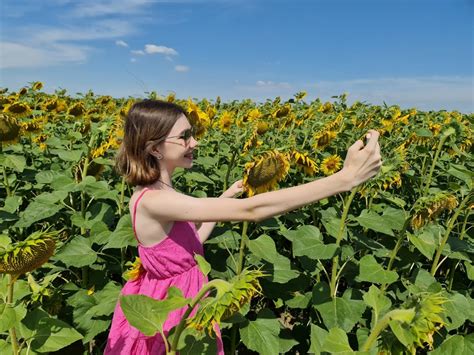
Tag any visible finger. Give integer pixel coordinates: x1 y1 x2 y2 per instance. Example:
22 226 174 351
350 139 364 151
365 130 380 150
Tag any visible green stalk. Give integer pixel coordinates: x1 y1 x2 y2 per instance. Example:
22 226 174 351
224 148 238 191
8 274 19 355
169 280 225 353
329 187 358 298
447 211 470 291
430 193 471 276
422 128 454 195
2 165 11 197
361 309 413 351
237 221 249 275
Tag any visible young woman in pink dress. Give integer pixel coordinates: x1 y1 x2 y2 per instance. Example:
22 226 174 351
105 100 382 354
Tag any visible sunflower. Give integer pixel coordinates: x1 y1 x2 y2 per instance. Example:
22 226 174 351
20 116 47 135
428 123 442 136
411 193 458 230
272 104 291 119
320 154 342 176
318 102 333 113
313 130 337 150
187 269 265 336
247 108 261 122
243 150 290 196
217 111 233 133
290 150 318 176
256 121 269 134
187 99 210 138
0 230 58 279
124 257 145 281
3 102 32 118
68 102 86 117
17 87 28 96
0 113 21 144
32 81 43 91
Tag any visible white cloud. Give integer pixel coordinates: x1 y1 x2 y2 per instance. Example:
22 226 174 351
130 58 137 63
255 80 292 89
70 0 153 17
175 65 189 72
0 41 88 69
145 44 178 56
116 40 128 47
131 50 146 55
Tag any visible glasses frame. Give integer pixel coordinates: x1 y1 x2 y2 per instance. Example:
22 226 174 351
163 127 195 144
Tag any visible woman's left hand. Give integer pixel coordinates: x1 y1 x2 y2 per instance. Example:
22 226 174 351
220 179 244 198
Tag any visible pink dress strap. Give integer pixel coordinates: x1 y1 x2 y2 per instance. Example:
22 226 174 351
132 187 150 243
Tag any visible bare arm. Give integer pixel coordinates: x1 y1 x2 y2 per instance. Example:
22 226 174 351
142 130 382 224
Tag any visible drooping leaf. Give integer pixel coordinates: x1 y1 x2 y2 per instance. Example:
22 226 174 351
358 255 399 284
240 310 280 355
54 236 97 268
248 234 277 263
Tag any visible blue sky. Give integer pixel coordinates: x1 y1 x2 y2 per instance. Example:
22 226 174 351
0 0 472 112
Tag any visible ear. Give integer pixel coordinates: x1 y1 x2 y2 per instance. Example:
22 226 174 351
146 142 163 160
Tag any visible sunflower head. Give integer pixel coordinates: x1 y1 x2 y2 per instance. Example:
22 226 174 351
3 102 32 118
0 230 59 277
313 130 337 150
320 154 342 176
411 193 459 230
32 81 44 91
217 111 233 133
68 102 86 117
0 113 21 144
243 150 290 196
290 150 318 176
187 269 265 336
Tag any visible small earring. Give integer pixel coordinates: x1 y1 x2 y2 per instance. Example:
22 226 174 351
157 154 163 160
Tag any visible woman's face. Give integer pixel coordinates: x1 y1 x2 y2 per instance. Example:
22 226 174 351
157 114 198 169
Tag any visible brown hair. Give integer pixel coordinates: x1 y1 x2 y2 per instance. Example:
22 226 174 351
115 100 188 186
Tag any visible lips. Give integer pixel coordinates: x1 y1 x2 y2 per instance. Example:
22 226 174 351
184 151 194 159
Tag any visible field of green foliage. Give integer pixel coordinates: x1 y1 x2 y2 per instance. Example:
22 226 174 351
0 82 473 354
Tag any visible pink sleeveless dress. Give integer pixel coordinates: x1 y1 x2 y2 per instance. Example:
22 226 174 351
104 188 224 354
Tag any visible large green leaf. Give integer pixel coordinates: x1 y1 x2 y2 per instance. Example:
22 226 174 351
355 209 396 236
363 285 391 325
266 254 299 284
321 327 353 353
429 334 472 355
309 324 328 354
3 154 26 172
120 287 189 336
239 310 280 355
314 293 366 332
248 234 277 263
86 282 121 317
103 214 136 249
50 148 83 162
408 224 442 260
320 208 345 241
54 236 97 267
444 292 469 331
357 255 399 284
0 302 27 332
14 190 67 228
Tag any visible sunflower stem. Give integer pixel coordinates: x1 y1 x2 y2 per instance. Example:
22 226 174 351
422 129 453 195
237 221 249 275
430 192 471 276
169 280 221 353
329 187 358 299
224 148 238 191
361 309 410 351
8 274 20 355
80 155 90 289
2 165 12 197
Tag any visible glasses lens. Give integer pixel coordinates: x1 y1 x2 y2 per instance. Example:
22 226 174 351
183 128 193 141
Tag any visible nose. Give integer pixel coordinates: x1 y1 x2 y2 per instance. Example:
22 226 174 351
190 136 198 148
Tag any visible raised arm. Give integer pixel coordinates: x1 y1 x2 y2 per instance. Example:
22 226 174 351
141 130 382 223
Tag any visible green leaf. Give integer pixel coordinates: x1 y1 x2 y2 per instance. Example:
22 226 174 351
50 149 83 162
389 319 417 348
120 287 189 336
54 236 97 267
363 285 391 325
0 302 27 332
285 292 311 309
320 207 345 241
321 327 353 353
315 294 366 332
429 335 466 355
87 282 121 317
240 311 280 355
309 324 328 354
465 262 474 281
267 254 299 284
185 172 214 184
248 234 278 263
31 317 83 352
14 190 67 228
103 214 136 249
355 209 395 236
194 254 211 276
289 225 338 260
358 255 399 284
3 154 26 172
444 292 469 331
408 224 441 260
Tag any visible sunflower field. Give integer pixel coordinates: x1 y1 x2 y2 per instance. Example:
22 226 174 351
0 82 473 354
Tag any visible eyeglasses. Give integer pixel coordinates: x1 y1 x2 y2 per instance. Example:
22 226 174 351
165 127 195 144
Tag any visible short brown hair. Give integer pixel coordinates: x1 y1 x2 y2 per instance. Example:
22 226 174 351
115 100 188 186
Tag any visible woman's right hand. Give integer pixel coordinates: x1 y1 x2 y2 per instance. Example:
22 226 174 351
340 129 382 189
